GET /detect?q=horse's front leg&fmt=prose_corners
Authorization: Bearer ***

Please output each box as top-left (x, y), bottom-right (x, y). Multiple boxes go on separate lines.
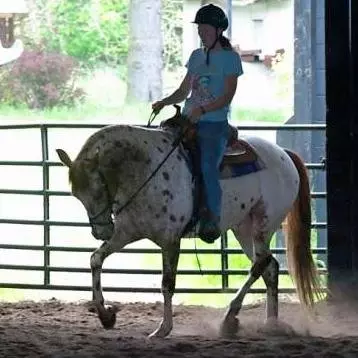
top-left (149, 240), bottom-right (180, 338)
top-left (90, 241), bottom-right (117, 329)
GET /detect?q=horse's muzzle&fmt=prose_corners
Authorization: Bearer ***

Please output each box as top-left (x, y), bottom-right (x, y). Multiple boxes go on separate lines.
top-left (91, 222), bottom-right (114, 241)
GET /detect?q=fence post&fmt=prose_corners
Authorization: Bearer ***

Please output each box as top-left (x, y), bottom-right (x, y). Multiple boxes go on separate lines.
top-left (41, 125), bottom-right (50, 286)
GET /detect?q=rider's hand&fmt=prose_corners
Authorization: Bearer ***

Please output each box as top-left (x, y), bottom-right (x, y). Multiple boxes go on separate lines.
top-left (152, 100), bottom-right (165, 114)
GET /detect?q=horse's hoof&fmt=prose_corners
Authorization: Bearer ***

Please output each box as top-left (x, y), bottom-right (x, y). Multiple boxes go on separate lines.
top-left (260, 318), bottom-right (295, 336)
top-left (148, 323), bottom-right (172, 338)
top-left (219, 316), bottom-right (240, 337)
top-left (99, 305), bottom-right (117, 329)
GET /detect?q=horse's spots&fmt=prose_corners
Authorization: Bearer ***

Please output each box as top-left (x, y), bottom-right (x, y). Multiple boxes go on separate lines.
top-left (144, 140), bottom-right (148, 145)
top-left (162, 190), bottom-right (170, 196)
top-left (148, 205), bottom-right (152, 210)
top-left (250, 197), bottom-right (254, 202)
top-left (157, 147), bottom-right (163, 153)
top-left (146, 159), bottom-right (152, 165)
top-left (162, 138), bottom-right (168, 144)
top-left (234, 197), bottom-right (238, 201)
top-left (169, 193), bottom-right (174, 200)
top-left (115, 141), bottom-right (122, 148)
top-left (169, 215), bottom-right (176, 222)
top-left (155, 214), bottom-right (160, 219)
top-left (180, 216), bottom-right (185, 223)
top-left (162, 206), bottom-right (167, 213)
top-left (154, 186), bottom-right (158, 190)
top-left (280, 156), bottom-right (285, 161)
top-left (241, 203), bottom-right (246, 210)
top-left (163, 172), bottom-right (170, 181)
top-left (295, 180), bottom-right (298, 184)
top-left (177, 155), bottom-right (182, 161)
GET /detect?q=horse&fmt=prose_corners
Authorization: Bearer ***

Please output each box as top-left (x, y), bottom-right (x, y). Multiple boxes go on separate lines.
top-left (56, 119), bottom-right (322, 338)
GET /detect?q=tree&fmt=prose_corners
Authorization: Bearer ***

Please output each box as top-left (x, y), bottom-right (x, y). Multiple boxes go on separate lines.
top-left (126, 0), bottom-right (163, 102)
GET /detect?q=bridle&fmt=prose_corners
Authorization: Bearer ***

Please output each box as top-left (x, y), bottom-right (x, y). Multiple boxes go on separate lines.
top-left (87, 169), bottom-right (114, 228)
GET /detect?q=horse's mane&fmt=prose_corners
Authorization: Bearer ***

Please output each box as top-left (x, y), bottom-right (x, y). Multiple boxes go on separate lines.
top-left (69, 124), bottom-right (164, 194)
top-left (69, 125), bottom-right (120, 190)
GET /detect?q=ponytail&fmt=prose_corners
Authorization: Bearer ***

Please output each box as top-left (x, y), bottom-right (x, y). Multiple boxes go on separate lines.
top-left (205, 34), bottom-right (233, 65)
top-left (219, 35), bottom-right (232, 50)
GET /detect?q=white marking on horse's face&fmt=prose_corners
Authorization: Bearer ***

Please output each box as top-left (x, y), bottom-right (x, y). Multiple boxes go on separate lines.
top-left (71, 163), bottom-right (114, 241)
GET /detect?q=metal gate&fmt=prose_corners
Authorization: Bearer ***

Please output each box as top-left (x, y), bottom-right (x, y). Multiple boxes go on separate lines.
top-left (0, 123), bottom-right (326, 295)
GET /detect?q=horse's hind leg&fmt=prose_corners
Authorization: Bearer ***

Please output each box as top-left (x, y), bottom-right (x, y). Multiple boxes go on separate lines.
top-left (149, 240), bottom-right (180, 338)
top-left (220, 202), bottom-right (273, 337)
top-left (90, 241), bottom-right (117, 329)
top-left (262, 255), bottom-right (279, 322)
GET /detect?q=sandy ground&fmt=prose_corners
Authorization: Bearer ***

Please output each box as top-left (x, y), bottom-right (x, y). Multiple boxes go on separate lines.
top-left (1, 298), bottom-right (358, 358)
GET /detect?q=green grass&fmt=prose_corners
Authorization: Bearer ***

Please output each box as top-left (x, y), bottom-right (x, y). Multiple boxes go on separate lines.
top-left (231, 106), bottom-right (290, 124)
top-left (0, 102), bottom-right (289, 125)
top-left (0, 288), bottom-right (25, 302)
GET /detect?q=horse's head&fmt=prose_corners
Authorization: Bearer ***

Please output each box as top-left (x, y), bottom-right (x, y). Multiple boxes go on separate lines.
top-left (56, 148), bottom-right (114, 241)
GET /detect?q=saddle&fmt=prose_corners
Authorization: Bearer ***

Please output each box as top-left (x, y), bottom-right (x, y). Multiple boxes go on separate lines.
top-left (160, 104), bottom-right (258, 167)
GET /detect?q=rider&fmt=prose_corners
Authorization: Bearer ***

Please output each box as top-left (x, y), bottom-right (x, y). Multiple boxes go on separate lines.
top-left (152, 3), bottom-right (243, 243)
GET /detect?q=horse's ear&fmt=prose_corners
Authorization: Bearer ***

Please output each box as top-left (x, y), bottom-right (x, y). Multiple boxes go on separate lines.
top-left (56, 149), bottom-right (72, 168)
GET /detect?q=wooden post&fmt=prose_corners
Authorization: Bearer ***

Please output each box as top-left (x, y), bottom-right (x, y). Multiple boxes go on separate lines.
top-left (326, 0), bottom-right (358, 298)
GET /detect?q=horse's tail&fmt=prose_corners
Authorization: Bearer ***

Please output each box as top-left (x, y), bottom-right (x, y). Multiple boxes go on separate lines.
top-left (284, 149), bottom-right (323, 310)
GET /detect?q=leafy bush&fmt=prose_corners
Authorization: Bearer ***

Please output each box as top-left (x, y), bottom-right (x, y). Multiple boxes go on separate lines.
top-left (24, 0), bottom-right (181, 70)
top-left (39, 0), bottom-right (129, 66)
top-left (0, 51), bottom-right (85, 109)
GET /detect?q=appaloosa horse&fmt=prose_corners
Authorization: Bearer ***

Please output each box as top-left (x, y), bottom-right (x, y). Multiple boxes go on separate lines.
top-left (56, 122), bottom-right (322, 338)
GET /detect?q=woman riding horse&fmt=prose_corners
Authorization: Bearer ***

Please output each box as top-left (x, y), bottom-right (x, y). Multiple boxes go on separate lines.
top-left (152, 4), bottom-right (243, 243)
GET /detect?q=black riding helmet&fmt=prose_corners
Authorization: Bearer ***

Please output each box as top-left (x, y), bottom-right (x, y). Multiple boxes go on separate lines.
top-left (193, 3), bottom-right (229, 31)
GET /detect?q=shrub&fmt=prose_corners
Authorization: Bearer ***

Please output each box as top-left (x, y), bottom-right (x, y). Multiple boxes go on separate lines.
top-left (0, 50), bottom-right (85, 109)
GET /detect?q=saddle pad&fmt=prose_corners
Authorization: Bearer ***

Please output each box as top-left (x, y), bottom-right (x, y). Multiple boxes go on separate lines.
top-left (220, 160), bottom-right (262, 179)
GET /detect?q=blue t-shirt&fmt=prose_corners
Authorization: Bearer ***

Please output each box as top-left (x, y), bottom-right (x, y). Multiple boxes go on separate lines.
top-left (183, 48), bottom-right (243, 122)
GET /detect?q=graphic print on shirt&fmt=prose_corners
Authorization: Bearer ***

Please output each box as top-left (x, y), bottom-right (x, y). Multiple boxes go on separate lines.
top-left (190, 64), bottom-right (217, 109)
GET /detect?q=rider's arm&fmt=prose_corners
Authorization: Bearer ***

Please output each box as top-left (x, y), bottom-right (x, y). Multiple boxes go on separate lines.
top-left (200, 74), bottom-right (238, 113)
top-left (162, 72), bottom-right (191, 105)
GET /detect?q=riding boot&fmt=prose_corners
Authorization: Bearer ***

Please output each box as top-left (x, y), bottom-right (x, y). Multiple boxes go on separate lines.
top-left (198, 211), bottom-right (221, 244)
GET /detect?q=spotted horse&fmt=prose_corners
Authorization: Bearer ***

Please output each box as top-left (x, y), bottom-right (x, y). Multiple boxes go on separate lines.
top-left (56, 119), bottom-right (323, 338)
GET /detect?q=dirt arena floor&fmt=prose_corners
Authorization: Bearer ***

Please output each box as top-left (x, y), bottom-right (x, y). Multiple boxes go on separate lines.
top-left (1, 298), bottom-right (358, 357)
